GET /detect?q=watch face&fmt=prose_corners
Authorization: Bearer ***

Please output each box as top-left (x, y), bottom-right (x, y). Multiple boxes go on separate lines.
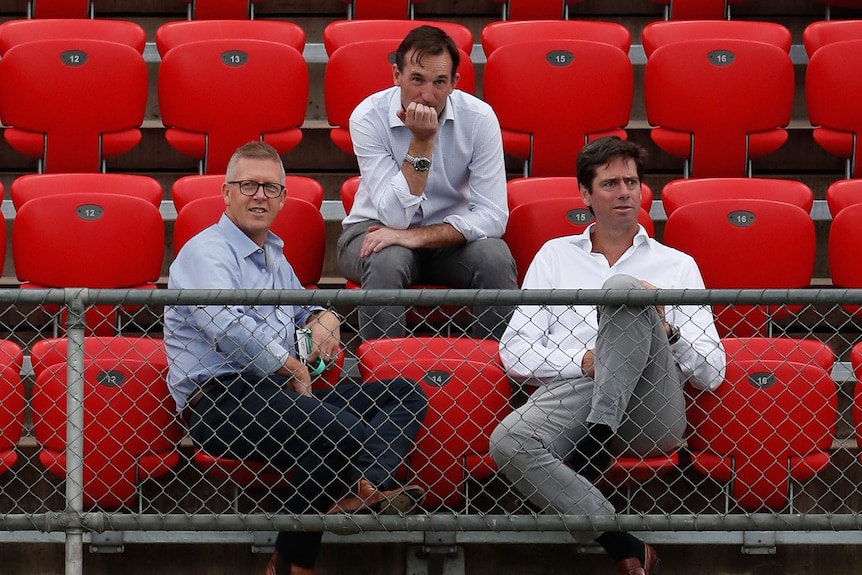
top-left (414, 157), bottom-right (431, 171)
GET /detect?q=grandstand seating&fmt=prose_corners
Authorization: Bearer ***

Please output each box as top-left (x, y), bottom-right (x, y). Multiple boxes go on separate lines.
top-left (852, 342), bottom-right (862, 462)
top-left (803, 19), bottom-right (862, 55)
top-left (12, 193), bottom-right (164, 336)
top-left (30, 358), bottom-right (183, 509)
top-left (29, 336), bottom-right (169, 380)
top-left (483, 38), bottom-right (632, 177)
top-left (825, 179), bottom-right (862, 217)
top-left (651, 0), bottom-right (745, 19)
top-left (178, 0), bottom-right (265, 19)
top-left (506, 175), bottom-right (653, 212)
top-left (663, 199), bottom-right (815, 338)
top-left (339, 0), bottom-right (423, 19)
top-left (481, 19), bottom-right (631, 55)
top-left (0, 341), bottom-right (25, 477)
top-left (171, 174), bottom-right (324, 212)
top-left (157, 38), bottom-right (308, 174)
top-left (660, 177), bottom-right (815, 217)
top-left (0, 18), bottom-right (146, 54)
top-left (641, 19), bottom-right (792, 57)
top-left (23, 0), bottom-right (94, 18)
top-left (488, 0), bottom-right (583, 20)
top-left (356, 336), bottom-right (511, 510)
top-left (644, 38), bottom-right (794, 178)
top-left (155, 19), bottom-right (305, 56)
top-left (504, 196), bottom-right (653, 285)
top-left (806, 38), bottom-right (862, 179)
top-left (828, 202), bottom-right (862, 316)
top-left (323, 18), bottom-right (473, 55)
top-left (0, 38), bottom-right (147, 173)
top-left (10, 173), bottom-right (163, 210)
top-left (172, 195), bottom-right (326, 288)
top-left (686, 356), bottom-right (837, 512)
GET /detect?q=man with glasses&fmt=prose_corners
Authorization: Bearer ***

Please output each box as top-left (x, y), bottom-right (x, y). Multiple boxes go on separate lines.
top-left (337, 25), bottom-right (517, 340)
top-left (490, 137), bottom-right (725, 575)
top-left (164, 142), bottom-right (428, 575)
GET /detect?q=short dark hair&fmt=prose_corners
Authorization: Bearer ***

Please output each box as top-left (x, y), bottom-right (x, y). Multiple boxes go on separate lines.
top-left (395, 25), bottom-right (460, 78)
top-left (225, 141), bottom-right (285, 181)
top-left (576, 136), bottom-right (647, 192)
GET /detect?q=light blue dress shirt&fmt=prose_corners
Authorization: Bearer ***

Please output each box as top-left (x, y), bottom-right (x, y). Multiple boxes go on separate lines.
top-left (164, 214), bottom-right (317, 411)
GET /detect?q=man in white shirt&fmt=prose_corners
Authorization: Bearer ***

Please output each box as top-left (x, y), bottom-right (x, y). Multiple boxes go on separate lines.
top-left (491, 136), bottom-right (725, 575)
top-left (337, 25), bottom-right (517, 340)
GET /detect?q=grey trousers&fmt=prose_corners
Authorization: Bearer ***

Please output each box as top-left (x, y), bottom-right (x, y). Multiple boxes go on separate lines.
top-left (337, 219), bottom-right (518, 340)
top-left (490, 274), bottom-right (686, 518)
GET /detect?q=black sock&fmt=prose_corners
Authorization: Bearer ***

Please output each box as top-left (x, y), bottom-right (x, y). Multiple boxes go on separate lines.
top-left (595, 531), bottom-right (645, 563)
top-left (566, 422), bottom-right (614, 482)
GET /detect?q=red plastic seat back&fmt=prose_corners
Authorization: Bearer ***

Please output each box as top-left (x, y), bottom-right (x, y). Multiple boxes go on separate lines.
top-left (506, 176), bottom-right (653, 213)
top-left (13, 193), bottom-right (164, 289)
top-left (721, 337), bottom-right (834, 372)
top-left (178, 0), bottom-right (264, 19)
top-left (806, 39), bottom-right (862, 178)
top-left (158, 38), bottom-right (308, 174)
top-left (325, 38), bottom-right (474, 157)
top-left (357, 337), bottom-right (511, 509)
top-left (0, 340), bottom-right (25, 476)
top-left (339, 0), bottom-right (425, 19)
top-left (663, 199), bottom-right (815, 337)
top-left (826, 179), bottom-right (862, 217)
top-left (0, 39), bottom-right (147, 173)
top-left (504, 196), bottom-right (654, 285)
top-left (10, 173), bottom-right (163, 211)
top-left (488, 0), bottom-right (587, 20)
top-left (803, 19), bottom-right (862, 56)
top-left (483, 39), bottom-right (632, 177)
top-left (0, 18), bottom-right (146, 54)
top-left (481, 19), bottom-right (630, 56)
top-left (828, 203), bottom-right (862, 317)
top-left (651, 0), bottom-right (746, 19)
top-left (661, 177), bottom-right (813, 217)
top-left (642, 20), bottom-right (792, 57)
top-left (173, 195), bottom-right (325, 288)
top-left (30, 336), bottom-right (168, 381)
top-left (171, 174), bottom-right (324, 212)
top-left (31, 358), bottom-right (182, 509)
top-left (155, 19), bottom-right (305, 57)
top-left (686, 358), bottom-right (836, 511)
top-left (851, 343), bottom-right (862, 456)
top-left (644, 38), bottom-right (794, 178)
top-left (323, 19), bottom-right (473, 55)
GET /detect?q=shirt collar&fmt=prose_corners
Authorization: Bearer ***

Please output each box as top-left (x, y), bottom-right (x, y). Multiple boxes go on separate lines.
top-left (569, 223), bottom-right (651, 252)
top-left (217, 213), bottom-right (284, 259)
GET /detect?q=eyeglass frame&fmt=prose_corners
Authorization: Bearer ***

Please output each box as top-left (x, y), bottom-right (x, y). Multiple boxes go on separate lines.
top-left (227, 180), bottom-right (286, 198)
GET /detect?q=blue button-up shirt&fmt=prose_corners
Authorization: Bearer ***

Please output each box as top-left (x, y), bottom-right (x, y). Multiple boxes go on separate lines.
top-left (164, 214), bottom-right (317, 411)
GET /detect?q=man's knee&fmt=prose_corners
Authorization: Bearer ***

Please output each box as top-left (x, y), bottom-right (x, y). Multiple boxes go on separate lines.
top-left (469, 239), bottom-right (517, 288)
top-left (361, 246), bottom-right (416, 288)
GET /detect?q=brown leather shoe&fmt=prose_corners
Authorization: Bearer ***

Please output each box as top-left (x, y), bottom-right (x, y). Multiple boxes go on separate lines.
top-left (615, 542), bottom-right (661, 575)
top-left (327, 478), bottom-right (425, 514)
top-left (264, 552), bottom-right (315, 575)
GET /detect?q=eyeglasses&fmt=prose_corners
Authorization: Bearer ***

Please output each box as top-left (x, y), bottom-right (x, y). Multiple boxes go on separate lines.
top-left (227, 180), bottom-right (285, 198)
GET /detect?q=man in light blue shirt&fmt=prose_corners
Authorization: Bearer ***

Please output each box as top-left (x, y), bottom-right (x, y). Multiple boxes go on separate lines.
top-left (337, 25), bottom-right (517, 340)
top-left (164, 142), bottom-right (427, 575)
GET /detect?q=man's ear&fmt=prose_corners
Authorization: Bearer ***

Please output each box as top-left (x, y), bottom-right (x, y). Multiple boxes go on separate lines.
top-left (580, 184), bottom-right (591, 206)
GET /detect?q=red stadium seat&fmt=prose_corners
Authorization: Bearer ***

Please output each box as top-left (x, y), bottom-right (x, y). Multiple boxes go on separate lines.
top-left (506, 176), bottom-right (653, 213)
top-left (642, 19), bottom-right (792, 57)
top-left (0, 39), bottom-right (147, 173)
top-left (481, 19), bottom-right (631, 56)
top-left (0, 18), bottom-right (146, 54)
top-left (721, 337), bottom-right (834, 372)
top-left (13, 194), bottom-right (164, 335)
top-left (483, 39), bottom-right (632, 177)
top-left (504, 196), bottom-right (654, 286)
top-left (644, 38), bottom-right (794, 178)
top-left (173, 195), bottom-right (325, 289)
top-left (851, 342), bottom-right (862, 462)
top-left (325, 38), bottom-right (474, 158)
top-left (828, 203), bottom-right (862, 317)
top-left (323, 19), bottom-right (473, 55)
top-left (0, 341), bottom-right (25, 477)
top-left (338, 0), bottom-right (427, 19)
top-left (171, 174), bottom-right (324, 212)
top-left (488, 0), bottom-right (587, 20)
top-left (825, 179), bottom-right (862, 217)
top-left (10, 173), bottom-right (163, 211)
top-left (158, 38), bottom-right (308, 174)
top-left (178, 0), bottom-right (266, 19)
top-left (686, 358), bottom-right (836, 512)
top-left (806, 38), bottom-right (862, 179)
top-left (803, 19), bottom-right (862, 56)
top-left (651, 0), bottom-right (747, 20)
top-left (663, 199), bottom-right (815, 337)
top-left (357, 337), bottom-right (512, 510)
top-left (660, 178), bottom-right (813, 217)
top-left (25, 0), bottom-right (94, 18)
top-left (155, 19), bottom-right (305, 57)
top-left (29, 336), bottom-right (168, 380)
top-left (31, 358), bottom-right (183, 509)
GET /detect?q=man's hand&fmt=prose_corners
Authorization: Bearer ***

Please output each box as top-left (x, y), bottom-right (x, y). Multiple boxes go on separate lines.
top-left (397, 101), bottom-right (438, 141)
top-left (305, 310), bottom-right (342, 368)
top-left (640, 279), bottom-right (672, 338)
top-left (582, 350), bottom-right (596, 378)
top-left (360, 225), bottom-right (417, 256)
top-left (278, 356), bottom-right (313, 397)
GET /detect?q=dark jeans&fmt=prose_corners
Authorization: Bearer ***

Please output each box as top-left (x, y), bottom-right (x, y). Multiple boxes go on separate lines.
top-left (188, 373), bottom-right (427, 569)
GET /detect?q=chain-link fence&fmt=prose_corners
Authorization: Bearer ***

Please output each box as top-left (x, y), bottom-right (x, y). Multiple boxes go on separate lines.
top-left (2, 287), bottom-right (862, 570)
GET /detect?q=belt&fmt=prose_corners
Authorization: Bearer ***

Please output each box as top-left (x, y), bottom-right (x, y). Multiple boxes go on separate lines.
top-left (182, 379), bottom-right (224, 425)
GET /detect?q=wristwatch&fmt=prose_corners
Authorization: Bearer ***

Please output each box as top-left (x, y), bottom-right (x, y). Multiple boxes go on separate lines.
top-left (404, 152), bottom-right (431, 172)
top-left (666, 323), bottom-right (681, 345)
